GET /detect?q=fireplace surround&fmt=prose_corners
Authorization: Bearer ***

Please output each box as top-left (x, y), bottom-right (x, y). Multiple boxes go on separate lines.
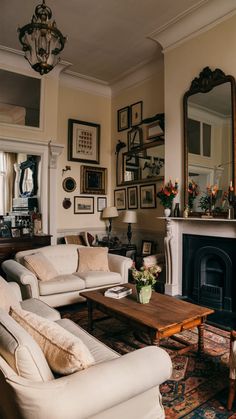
top-left (163, 217), bottom-right (236, 296)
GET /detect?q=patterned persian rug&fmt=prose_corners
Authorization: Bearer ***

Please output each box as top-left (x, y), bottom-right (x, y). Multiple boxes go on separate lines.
top-left (60, 303), bottom-right (235, 419)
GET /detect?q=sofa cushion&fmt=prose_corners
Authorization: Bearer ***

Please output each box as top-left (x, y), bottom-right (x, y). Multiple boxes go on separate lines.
top-left (38, 274), bottom-right (85, 296)
top-left (77, 247), bottom-right (110, 273)
top-left (0, 277), bottom-right (21, 312)
top-left (10, 307), bottom-right (95, 375)
top-left (23, 253), bottom-right (58, 281)
top-left (76, 271), bottom-right (122, 288)
top-left (0, 308), bottom-right (53, 382)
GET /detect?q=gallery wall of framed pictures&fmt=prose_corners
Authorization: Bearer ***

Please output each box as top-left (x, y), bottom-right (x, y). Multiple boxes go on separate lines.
top-left (114, 183), bottom-right (157, 210)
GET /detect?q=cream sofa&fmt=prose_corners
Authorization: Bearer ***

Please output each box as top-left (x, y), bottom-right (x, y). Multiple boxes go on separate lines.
top-left (2, 244), bottom-right (133, 307)
top-left (0, 277), bottom-right (173, 419)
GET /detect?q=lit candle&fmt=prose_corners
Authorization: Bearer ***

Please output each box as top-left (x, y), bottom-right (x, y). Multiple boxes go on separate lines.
top-left (230, 180), bottom-right (233, 188)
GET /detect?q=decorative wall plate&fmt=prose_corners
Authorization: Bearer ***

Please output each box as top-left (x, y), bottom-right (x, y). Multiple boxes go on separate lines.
top-left (62, 198), bottom-right (71, 209)
top-left (62, 177), bottom-right (76, 192)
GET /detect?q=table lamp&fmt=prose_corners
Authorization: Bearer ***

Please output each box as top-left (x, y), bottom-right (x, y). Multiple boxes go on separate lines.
top-left (122, 210), bottom-right (137, 247)
top-left (102, 206), bottom-right (118, 243)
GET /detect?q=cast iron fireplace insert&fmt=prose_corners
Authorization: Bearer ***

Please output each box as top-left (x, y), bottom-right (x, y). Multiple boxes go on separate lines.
top-left (182, 234), bottom-right (236, 327)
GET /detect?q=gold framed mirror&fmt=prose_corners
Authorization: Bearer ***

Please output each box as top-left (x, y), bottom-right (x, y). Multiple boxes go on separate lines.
top-left (183, 67), bottom-right (236, 214)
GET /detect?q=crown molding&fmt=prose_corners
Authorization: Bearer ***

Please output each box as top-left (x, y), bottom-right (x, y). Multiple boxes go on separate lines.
top-left (110, 56), bottom-right (164, 96)
top-left (148, 0), bottom-right (236, 52)
top-left (60, 70), bottom-right (111, 97)
top-left (0, 45), bottom-right (71, 77)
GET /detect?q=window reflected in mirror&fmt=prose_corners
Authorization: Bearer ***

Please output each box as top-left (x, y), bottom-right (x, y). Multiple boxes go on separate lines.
top-left (0, 69), bottom-right (41, 127)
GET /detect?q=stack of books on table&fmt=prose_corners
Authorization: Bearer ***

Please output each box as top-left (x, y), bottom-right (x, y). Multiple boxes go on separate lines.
top-left (104, 286), bottom-right (132, 299)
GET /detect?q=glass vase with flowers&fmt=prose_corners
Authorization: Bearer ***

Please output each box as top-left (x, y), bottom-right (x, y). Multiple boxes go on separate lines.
top-left (157, 180), bottom-right (178, 216)
top-left (199, 184), bottom-right (218, 214)
top-left (132, 264), bottom-right (162, 304)
top-left (188, 180), bottom-right (199, 212)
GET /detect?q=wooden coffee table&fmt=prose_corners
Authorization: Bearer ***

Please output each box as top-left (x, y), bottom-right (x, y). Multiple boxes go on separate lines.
top-left (81, 284), bottom-right (214, 355)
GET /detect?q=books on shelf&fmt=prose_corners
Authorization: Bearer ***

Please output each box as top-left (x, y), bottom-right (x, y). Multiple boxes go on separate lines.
top-left (104, 286), bottom-right (132, 299)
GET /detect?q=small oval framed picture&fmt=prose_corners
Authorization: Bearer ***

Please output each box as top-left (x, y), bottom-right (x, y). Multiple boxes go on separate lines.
top-left (62, 177), bottom-right (76, 193)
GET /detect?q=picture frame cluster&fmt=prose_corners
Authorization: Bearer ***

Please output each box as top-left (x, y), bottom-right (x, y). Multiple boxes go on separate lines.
top-left (114, 184), bottom-right (156, 210)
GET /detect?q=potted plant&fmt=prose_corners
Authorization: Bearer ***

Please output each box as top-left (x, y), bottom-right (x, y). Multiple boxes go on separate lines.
top-left (131, 264), bottom-right (162, 304)
top-left (157, 180), bottom-right (178, 216)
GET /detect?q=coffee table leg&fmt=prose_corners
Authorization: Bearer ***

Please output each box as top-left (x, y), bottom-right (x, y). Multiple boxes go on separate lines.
top-left (87, 301), bottom-right (93, 332)
top-left (152, 331), bottom-right (160, 346)
top-left (198, 322), bottom-right (205, 355)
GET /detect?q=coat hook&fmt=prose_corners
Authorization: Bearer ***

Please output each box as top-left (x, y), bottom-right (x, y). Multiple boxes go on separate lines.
top-left (62, 165), bottom-right (71, 176)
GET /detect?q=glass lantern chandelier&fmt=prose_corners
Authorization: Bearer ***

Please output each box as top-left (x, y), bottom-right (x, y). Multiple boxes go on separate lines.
top-left (18, 0), bottom-right (66, 75)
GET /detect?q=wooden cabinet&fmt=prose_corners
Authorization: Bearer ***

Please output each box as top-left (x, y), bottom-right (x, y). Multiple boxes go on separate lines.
top-left (0, 235), bottom-right (51, 277)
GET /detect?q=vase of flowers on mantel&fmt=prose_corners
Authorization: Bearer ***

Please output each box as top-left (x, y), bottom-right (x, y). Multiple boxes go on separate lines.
top-left (188, 180), bottom-right (199, 213)
top-left (132, 265), bottom-right (162, 304)
top-left (157, 180), bottom-right (178, 217)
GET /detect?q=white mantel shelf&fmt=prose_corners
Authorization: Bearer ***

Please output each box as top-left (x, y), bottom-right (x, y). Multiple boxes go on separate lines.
top-left (157, 217), bottom-right (236, 222)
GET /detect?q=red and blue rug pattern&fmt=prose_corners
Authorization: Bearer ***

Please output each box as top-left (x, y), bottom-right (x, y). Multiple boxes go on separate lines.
top-left (60, 303), bottom-right (235, 418)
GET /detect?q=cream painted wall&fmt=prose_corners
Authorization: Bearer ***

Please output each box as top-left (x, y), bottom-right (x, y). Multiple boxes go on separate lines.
top-left (111, 57), bottom-right (166, 236)
top-left (57, 83), bottom-right (111, 231)
top-left (164, 14), bottom-right (236, 211)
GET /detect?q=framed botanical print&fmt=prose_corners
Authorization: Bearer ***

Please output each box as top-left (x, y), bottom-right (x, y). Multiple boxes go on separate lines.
top-left (127, 186), bottom-right (138, 209)
top-left (80, 166), bottom-right (107, 195)
top-left (68, 119), bottom-right (100, 164)
top-left (74, 196), bottom-right (94, 214)
top-left (130, 101), bottom-right (143, 127)
top-left (140, 184), bottom-right (156, 209)
top-left (117, 106), bottom-right (130, 131)
top-left (114, 188), bottom-right (126, 210)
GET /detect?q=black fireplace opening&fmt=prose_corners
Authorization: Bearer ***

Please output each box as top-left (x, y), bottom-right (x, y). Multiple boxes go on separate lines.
top-left (183, 234), bottom-right (236, 325)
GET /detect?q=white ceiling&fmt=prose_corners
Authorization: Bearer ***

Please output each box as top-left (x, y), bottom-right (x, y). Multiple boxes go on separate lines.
top-left (0, 0), bottom-right (206, 83)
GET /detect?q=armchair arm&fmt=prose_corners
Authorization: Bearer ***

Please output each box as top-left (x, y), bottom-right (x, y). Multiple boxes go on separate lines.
top-left (5, 346), bottom-right (172, 419)
top-left (1, 260), bottom-right (39, 300)
top-left (108, 254), bottom-right (133, 283)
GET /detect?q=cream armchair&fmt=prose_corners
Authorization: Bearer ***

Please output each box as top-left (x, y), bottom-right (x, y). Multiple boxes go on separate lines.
top-left (0, 276), bottom-right (173, 419)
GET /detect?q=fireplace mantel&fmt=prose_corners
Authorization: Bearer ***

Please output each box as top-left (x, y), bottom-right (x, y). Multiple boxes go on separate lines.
top-left (159, 217), bottom-right (236, 296)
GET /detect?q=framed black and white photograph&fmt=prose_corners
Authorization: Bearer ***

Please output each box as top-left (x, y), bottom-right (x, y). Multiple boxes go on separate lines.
top-left (74, 196), bottom-right (94, 214)
top-left (140, 184), bottom-right (156, 209)
top-left (117, 106), bottom-right (130, 131)
top-left (97, 197), bottom-right (107, 212)
top-left (130, 101), bottom-right (143, 127)
top-left (114, 188), bottom-right (126, 210)
top-left (80, 166), bottom-right (107, 195)
top-left (127, 186), bottom-right (138, 209)
top-left (141, 240), bottom-right (153, 256)
top-left (68, 119), bottom-right (100, 164)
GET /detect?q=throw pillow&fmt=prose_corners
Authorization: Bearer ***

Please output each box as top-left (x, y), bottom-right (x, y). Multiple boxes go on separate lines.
top-left (23, 253), bottom-right (58, 281)
top-left (0, 308), bottom-right (53, 382)
top-left (77, 247), bottom-right (110, 273)
top-left (10, 307), bottom-right (95, 375)
top-left (0, 277), bottom-right (21, 312)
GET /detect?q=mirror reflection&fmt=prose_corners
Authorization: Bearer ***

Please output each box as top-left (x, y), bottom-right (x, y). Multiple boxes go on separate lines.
top-left (0, 69), bottom-right (41, 127)
top-left (0, 152), bottom-right (40, 216)
top-left (184, 67), bottom-right (235, 214)
top-left (121, 140), bottom-right (164, 185)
